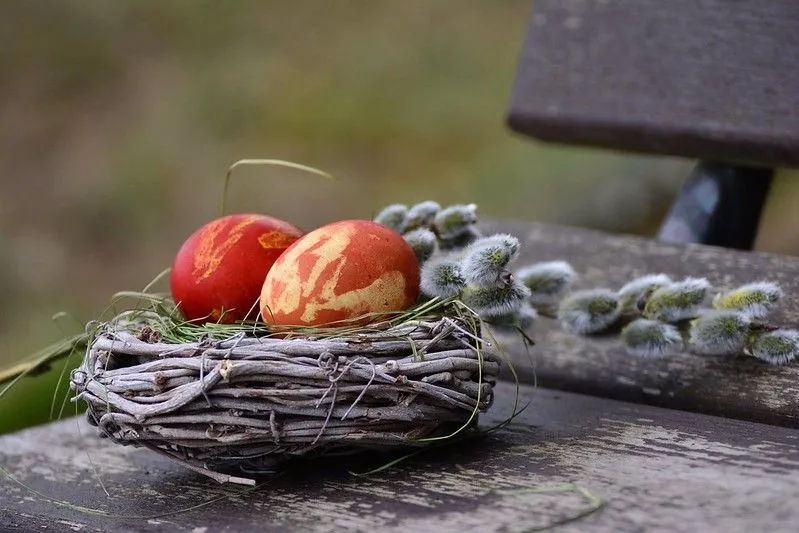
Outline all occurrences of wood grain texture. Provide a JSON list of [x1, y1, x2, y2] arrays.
[[485, 219, 799, 427], [2, 382, 799, 532], [507, 0, 799, 167]]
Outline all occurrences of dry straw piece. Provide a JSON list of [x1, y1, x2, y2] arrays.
[[69, 309, 500, 485]]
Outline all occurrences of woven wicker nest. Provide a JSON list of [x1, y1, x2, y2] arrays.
[[70, 314, 500, 484]]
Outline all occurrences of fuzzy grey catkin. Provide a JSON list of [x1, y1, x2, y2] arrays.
[[461, 234, 520, 285], [643, 277, 710, 323], [748, 329, 799, 365], [439, 226, 482, 251], [515, 302, 538, 330], [401, 200, 441, 232], [516, 261, 576, 308], [373, 204, 408, 232], [621, 319, 682, 358], [403, 228, 438, 264], [434, 204, 478, 240], [486, 301, 537, 331], [688, 310, 750, 355], [420, 258, 467, 298], [712, 281, 783, 320], [461, 278, 531, 318], [472, 233, 520, 257], [618, 273, 672, 314], [557, 288, 621, 335]]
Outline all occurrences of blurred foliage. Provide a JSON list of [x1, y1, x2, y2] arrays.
[[0, 1, 691, 434]]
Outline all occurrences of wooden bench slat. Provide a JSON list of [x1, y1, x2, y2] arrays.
[[507, 0, 799, 166], [2, 383, 799, 532], [486, 220, 799, 427]]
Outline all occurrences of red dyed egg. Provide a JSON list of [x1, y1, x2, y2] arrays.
[[260, 219, 420, 327], [170, 213, 304, 323]]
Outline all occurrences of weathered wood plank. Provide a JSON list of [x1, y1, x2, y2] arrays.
[[507, 0, 799, 166], [485, 219, 799, 427], [2, 382, 799, 532]]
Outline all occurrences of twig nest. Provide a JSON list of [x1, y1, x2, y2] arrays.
[[70, 313, 499, 484]]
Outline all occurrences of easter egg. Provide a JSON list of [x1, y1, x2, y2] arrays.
[[260, 219, 420, 327], [170, 213, 304, 323]]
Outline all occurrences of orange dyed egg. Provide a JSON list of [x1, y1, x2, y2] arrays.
[[260, 220, 421, 327], [170, 213, 304, 323]]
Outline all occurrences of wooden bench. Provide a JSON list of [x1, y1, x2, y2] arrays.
[[3, 374, 799, 532], [508, 0, 799, 250], [3, 223, 799, 532], [3, 2, 799, 531]]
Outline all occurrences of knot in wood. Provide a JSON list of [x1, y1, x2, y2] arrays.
[[153, 372, 168, 390], [137, 325, 162, 344], [219, 360, 234, 381]]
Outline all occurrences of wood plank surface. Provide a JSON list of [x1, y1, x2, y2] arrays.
[[485, 220, 799, 427], [2, 382, 799, 533], [507, 0, 799, 167]]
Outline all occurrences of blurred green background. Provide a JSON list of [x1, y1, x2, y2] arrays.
[[0, 1, 695, 434]]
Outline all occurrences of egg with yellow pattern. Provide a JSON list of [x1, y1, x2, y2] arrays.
[[170, 213, 304, 324], [260, 220, 421, 327]]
